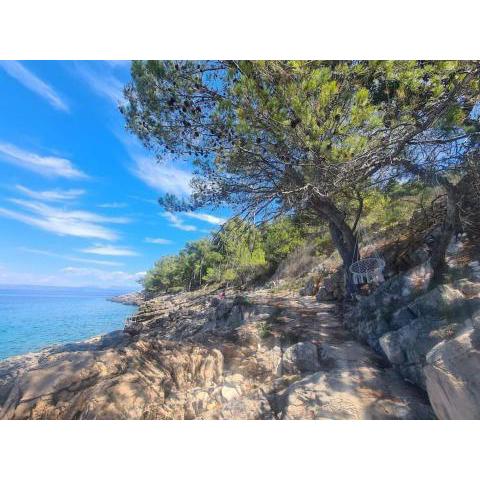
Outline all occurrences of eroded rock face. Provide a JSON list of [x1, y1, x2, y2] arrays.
[[0, 333, 223, 420], [425, 324, 480, 419]]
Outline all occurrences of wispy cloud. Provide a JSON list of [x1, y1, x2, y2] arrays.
[[16, 184, 85, 202], [62, 267, 145, 285], [80, 244, 139, 257], [0, 61, 69, 112], [19, 247, 123, 267], [161, 211, 197, 232], [132, 156, 193, 196], [74, 61, 124, 104], [0, 199, 123, 240], [0, 142, 87, 179], [144, 237, 172, 245], [183, 211, 226, 225], [98, 202, 128, 209], [9, 199, 129, 224]]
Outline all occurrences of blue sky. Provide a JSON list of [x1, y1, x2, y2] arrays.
[[0, 61, 227, 288]]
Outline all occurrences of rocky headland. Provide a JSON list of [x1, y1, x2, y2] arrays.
[[108, 291, 145, 306]]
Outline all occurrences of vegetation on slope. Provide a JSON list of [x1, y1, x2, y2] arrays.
[[122, 61, 480, 295]]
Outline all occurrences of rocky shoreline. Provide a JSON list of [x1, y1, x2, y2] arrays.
[[0, 287, 434, 420], [1, 238, 479, 419], [108, 291, 145, 306]]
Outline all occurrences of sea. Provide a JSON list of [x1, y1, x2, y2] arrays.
[[0, 285, 138, 361]]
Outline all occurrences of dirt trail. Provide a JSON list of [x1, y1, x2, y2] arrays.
[[226, 292, 435, 419]]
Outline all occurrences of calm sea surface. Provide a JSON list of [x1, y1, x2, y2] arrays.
[[0, 286, 137, 360]]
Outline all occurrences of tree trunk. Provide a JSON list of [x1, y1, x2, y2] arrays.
[[311, 197, 359, 297], [328, 221, 358, 297]]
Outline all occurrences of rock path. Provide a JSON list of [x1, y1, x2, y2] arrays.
[[0, 291, 435, 419]]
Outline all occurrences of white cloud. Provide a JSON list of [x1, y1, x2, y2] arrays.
[[0, 199, 122, 240], [19, 247, 123, 267], [132, 156, 193, 196], [144, 237, 172, 245], [161, 211, 197, 231], [80, 245, 139, 257], [9, 199, 129, 224], [62, 267, 145, 285], [0, 142, 87, 179], [98, 202, 128, 209], [74, 61, 124, 104], [0, 61, 69, 112], [16, 184, 85, 202], [183, 211, 226, 225]]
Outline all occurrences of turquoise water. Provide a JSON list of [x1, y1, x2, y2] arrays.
[[0, 286, 137, 360]]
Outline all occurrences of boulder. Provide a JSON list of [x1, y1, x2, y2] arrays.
[[316, 287, 335, 301], [278, 366, 434, 420], [407, 285, 464, 318], [344, 262, 434, 353], [425, 325, 480, 419], [300, 277, 318, 296], [379, 317, 462, 389], [281, 342, 319, 374]]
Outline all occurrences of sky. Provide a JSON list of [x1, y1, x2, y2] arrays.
[[0, 61, 227, 289]]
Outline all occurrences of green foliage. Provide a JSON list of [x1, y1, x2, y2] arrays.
[[123, 61, 480, 282], [143, 217, 309, 295], [261, 218, 306, 268], [256, 321, 272, 339], [143, 255, 181, 294]]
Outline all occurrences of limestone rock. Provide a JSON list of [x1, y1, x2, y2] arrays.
[[378, 317, 463, 389], [109, 291, 144, 306], [0, 289, 440, 420], [344, 262, 434, 353], [425, 326, 480, 419], [316, 287, 334, 301], [0, 335, 224, 420], [281, 342, 319, 374], [407, 285, 464, 318], [468, 261, 480, 282], [279, 366, 434, 420], [320, 341, 380, 368], [204, 389, 273, 420]]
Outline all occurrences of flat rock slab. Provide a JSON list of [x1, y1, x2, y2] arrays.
[[279, 366, 434, 420]]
